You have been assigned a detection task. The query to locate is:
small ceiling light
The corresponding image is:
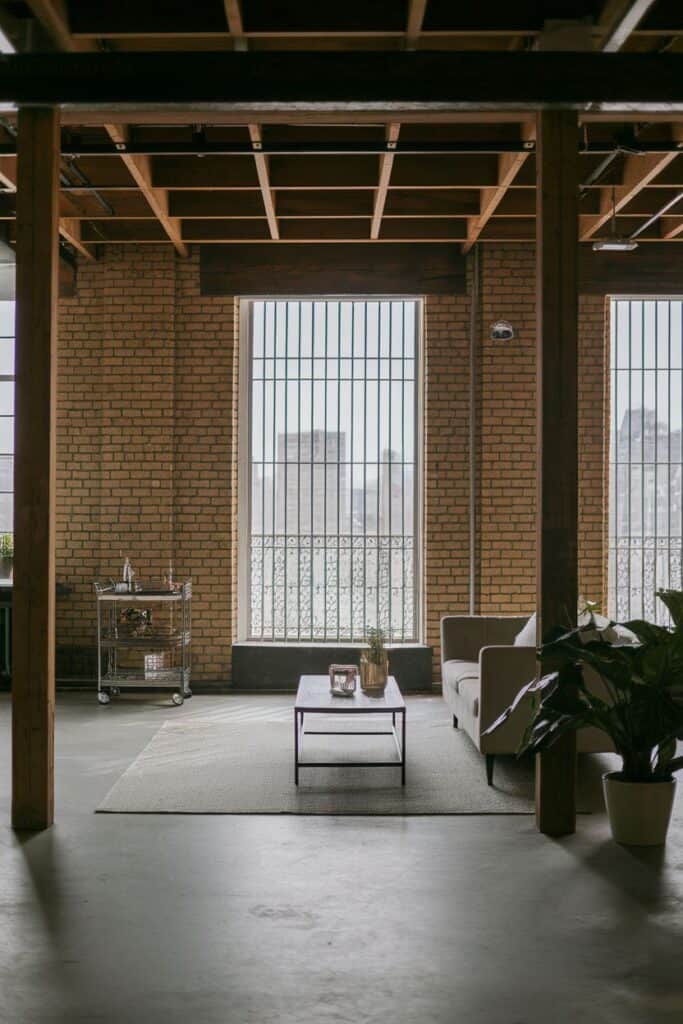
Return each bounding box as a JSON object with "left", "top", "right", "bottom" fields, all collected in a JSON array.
[{"left": 592, "top": 184, "right": 638, "bottom": 252}]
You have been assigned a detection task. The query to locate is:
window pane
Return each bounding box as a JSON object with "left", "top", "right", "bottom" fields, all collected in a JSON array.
[
  {"left": 247, "top": 298, "right": 420, "bottom": 642},
  {"left": 0, "top": 492, "right": 11, "bottom": 532},
  {"left": 0, "top": 338, "right": 13, "bottom": 376},
  {"left": 0, "top": 301, "right": 14, "bottom": 338},
  {"left": 0, "top": 455, "right": 11, "bottom": 492},
  {"left": 0, "top": 382, "right": 13, "bottom": 416},
  {"left": 0, "top": 417, "right": 13, "bottom": 454}
]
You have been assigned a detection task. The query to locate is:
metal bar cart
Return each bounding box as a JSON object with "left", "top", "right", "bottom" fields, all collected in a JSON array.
[{"left": 94, "top": 580, "right": 192, "bottom": 705}]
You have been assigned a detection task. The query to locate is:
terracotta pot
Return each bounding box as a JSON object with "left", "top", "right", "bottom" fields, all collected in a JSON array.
[
  {"left": 360, "top": 654, "right": 388, "bottom": 695},
  {"left": 602, "top": 772, "right": 676, "bottom": 846}
]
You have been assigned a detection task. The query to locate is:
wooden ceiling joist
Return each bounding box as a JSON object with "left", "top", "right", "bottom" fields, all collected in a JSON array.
[
  {"left": 406, "top": 1, "right": 428, "bottom": 50},
  {"left": 463, "top": 123, "right": 535, "bottom": 253},
  {"left": 370, "top": 123, "right": 400, "bottom": 240},
  {"left": 103, "top": 124, "right": 187, "bottom": 255},
  {"left": 580, "top": 132, "right": 683, "bottom": 241},
  {"left": 248, "top": 125, "right": 279, "bottom": 239}
]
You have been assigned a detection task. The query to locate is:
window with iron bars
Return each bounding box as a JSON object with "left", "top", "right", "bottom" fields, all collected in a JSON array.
[
  {"left": 240, "top": 298, "right": 421, "bottom": 643},
  {"left": 608, "top": 297, "right": 683, "bottom": 623}
]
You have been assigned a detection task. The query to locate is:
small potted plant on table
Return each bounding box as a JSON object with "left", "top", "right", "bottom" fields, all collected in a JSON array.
[
  {"left": 483, "top": 589, "right": 683, "bottom": 846},
  {"left": 0, "top": 532, "right": 13, "bottom": 581},
  {"left": 360, "top": 627, "right": 389, "bottom": 695}
]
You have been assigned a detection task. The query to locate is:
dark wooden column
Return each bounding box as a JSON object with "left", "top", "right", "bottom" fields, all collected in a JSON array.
[
  {"left": 11, "top": 107, "right": 60, "bottom": 830},
  {"left": 535, "top": 109, "right": 579, "bottom": 837}
]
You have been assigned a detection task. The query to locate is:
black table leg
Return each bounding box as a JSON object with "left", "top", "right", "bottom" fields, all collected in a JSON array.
[{"left": 294, "top": 708, "right": 299, "bottom": 785}]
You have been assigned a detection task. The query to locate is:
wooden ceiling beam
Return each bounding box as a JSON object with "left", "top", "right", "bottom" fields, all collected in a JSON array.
[
  {"left": 463, "top": 123, "right": 535, "bottom": 253},
  {"left": 223, "top": 8, "right": 277, "bottom": 237},
  {"left": 370, "top": 123, "right": 400, "bottom": 240},
  {"left": 25, "top": 0, "right": 96, "bottom": 52},
  {"left": 406, "top": 1, "right": 428, "bottom": 50},
  {"left": 248, "top": 124, "right": 279, "bottom": 239},
  {"left": 103, "top": 124, "right": 187, "bottom": 255},
  {"left": 660, "top": 216, "right": 683, "bottom": 239},
  {"left": 6, "top": 52, "right": 683, "bottom": 112},
  {"left": 580, "top": 132, "right": 683, "bottom": 240},
  {"left": 223, "top": 0, "right": 245, "bottom": 48}
]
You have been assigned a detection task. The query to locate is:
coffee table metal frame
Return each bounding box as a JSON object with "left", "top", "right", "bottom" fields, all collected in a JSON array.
[{"left": 294, "top": 674, "right": 406, "bottom": 786}]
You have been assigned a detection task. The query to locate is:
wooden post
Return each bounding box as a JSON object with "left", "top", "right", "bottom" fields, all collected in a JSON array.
[
  {"left": 535, "top": 110, "right": 578, "bottom": 837},
  {"left": 11, "top": 107, "right": 59, "bottom": 830}
]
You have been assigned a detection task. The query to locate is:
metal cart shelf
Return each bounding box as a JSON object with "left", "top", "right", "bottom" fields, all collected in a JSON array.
[{"left": 94, "top": 580, "right": 192, "bottom": 705}]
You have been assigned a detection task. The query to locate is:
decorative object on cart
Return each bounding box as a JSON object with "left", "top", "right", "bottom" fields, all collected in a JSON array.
[
  {"left": 483, "top": 590, "right": 683, "bottom": 846},
  {"left": 94, "top": 579, "right": 192, "bottom": 706},
  {"left": 360, "top": 627, "right": 390, "bottom": 695},
  {"left": 119, "top": 554, "right": 137, "bottom": 593},
  {"left": 328, "top": 664, "right": 358, "bottom": 697},
  {"left": 0, "top": 532, "right": 13, "bottom": 581}
]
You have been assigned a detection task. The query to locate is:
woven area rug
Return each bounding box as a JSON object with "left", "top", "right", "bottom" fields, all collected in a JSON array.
[{"left": 97, "top": 696, "right": 616, "bottom": 814}]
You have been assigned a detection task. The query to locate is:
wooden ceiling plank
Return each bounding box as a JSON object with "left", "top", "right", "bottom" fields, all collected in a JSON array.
[
  {"left": 103, "top": 124, "right": 188, "bottom": 255},
  {"left": 581, "top": 132, "right": 683, "bottom": 240},
  {"left": 661, "top": 217, "right": 683, "bottom": 239},
  {"left": 58, "top": 216, "right": 96, "bottom": 260},
  {"left": 370, "top": 123, "right": 400, "bottom": 240},
  {"left": 463, "top": 122, "right": 535, "bottom": 253},
  {"left": 406, "top": 1, "right": 428, "bottom": 50},
  {"left": 0, "top": 145, "right": 94, "bottom": 258},
  {"left": 248, "top": 124, "right": 279, "bottom": 240},
  {"left": 223, "top": 0, "right": 246, "bottom": 49},
  {"left": 598, "top": 0, "right": 659, "bottom": 53},
  {"left": 26, "top": 0, "right": 96, "bottom": 51}
]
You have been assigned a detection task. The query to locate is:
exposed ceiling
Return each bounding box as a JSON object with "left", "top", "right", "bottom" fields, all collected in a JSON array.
[{"left": 2, "top": 1, "right": 683, "bottom": 259}]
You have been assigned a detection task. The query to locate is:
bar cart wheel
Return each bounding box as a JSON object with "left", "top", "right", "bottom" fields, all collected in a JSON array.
[
  {"left": 172, "top": 692, "right": 184, "bottom": 706},
  {"left": 98, "top": 691, "right": 111, "bottom": 705},
  {"left": 110, "top": 686, "right": 120, "bottom": 696},
  {"left": 183, "top": 687, "right": 193, "bottom": 699}
]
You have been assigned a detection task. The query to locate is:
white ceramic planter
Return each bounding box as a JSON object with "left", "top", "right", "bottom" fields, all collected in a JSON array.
[{"left": 602, "top": 772, "right": 676, "bottom": 846}]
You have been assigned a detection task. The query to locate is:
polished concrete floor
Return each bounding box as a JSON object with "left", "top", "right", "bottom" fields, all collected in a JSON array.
[{"left": 0, "top": 692, "right": 682, "bottom": 1024}]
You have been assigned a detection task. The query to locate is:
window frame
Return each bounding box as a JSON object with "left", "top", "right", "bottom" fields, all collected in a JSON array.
[{"left": 237, "top": 295, "right": 424, "bottom": 645}]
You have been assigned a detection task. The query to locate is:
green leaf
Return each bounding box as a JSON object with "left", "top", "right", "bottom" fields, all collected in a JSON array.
[{"left": 657, "top": 589, "right": 683, "bottom": 627}]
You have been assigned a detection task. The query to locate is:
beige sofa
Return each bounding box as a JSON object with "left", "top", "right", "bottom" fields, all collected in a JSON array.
[{"left": 440, "top": 615, "right": 612, "bottom": 785}]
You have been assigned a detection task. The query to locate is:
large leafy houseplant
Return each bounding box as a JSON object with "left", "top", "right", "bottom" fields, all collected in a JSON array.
[{"left": 484, "top": 590, "right": 683, "bottom": 843}]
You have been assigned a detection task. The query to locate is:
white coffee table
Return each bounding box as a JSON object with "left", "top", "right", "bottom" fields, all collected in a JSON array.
[{"left": 294, "top": 674, "right": 406, "bottom": 786}]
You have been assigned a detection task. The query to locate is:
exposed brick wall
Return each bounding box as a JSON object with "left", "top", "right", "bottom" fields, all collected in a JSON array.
[
  {"left": 174, "top": 251, "right": 236, "bottom": 681},
  {"left": 55, "top": 243, "right": 609, "bottom": 686},
  {"left": 56, "top": 246, "right": 237, "bottom": 683},
  {"left": 474, "top": 245, "right": 608, "bottom": 622},
  {"left": 422, "top": 293, "right": 471, "bottom": 663}
]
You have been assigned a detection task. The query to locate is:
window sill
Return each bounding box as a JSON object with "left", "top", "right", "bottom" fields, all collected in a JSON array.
[{"left": 232, "top": 641, "right": 432, "bottom": 692}]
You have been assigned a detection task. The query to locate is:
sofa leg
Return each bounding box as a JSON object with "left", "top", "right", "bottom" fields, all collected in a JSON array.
[
  {"left": 452, "top": 715, "right": 458, "bottom": 729},
  {"left": 485, "top": 754, "right": 495, "bottom": 787}
]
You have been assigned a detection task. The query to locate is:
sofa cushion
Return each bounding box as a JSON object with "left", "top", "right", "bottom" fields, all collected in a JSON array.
[
  {"left": 514, "top": 612, "right": 537, "bottom": 647},
  {"left": 442, "top": 659, "right": 479, "bottom": 696},
  {"left": 457, "top": 677, "right": 480, "bottom": 719}
]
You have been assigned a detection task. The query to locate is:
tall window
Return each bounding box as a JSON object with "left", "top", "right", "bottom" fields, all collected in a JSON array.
[
  {"left": 608, "top": 298, "right": 683, "bottom": 623},
  {"left": 242, "top": 298, "right": 421, "bottom": 643},
  {"left": 0, "top": 300, "right": 13, "bottom": 581}
]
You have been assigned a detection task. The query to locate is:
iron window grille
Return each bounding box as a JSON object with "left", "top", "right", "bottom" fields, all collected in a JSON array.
[
  {"left": 240, "top": 298, "right": 421, "bottom": 643},
  {"left": 608, "top": 297, "right": 683, "bottom": 623}
]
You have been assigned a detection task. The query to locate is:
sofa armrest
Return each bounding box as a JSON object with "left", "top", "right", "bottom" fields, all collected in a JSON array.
[{"left": 478, "top": 645, "right": 537, "bottom": 737}]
